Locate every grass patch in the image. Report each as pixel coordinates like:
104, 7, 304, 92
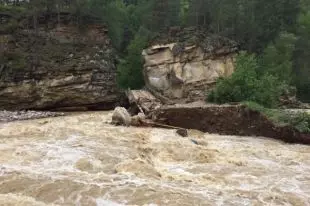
243, 101, 310, 133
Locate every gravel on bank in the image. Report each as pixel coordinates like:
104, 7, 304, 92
0, 110, 65, 123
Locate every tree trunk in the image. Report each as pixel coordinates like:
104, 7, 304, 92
33, 11, 39, 68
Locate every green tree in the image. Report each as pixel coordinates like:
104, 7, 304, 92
149, 0, 181, 31
294, 0, 310, 101
117, 28, 150, 89
260, 32, 297, 84
208, 52, 287, 108
104, 0, 128, 51
187, 0, 300, 52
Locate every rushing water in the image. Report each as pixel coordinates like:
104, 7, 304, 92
0, 112, 309, 206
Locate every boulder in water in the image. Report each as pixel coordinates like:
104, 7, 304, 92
176, 128, 188, 137
112, 107, 132, 126
131, 113, 147, 126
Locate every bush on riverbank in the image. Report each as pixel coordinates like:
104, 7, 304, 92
244, 101, 310, 133
208, 32, 296, 108
207, 52, 287, 108
208, 32, 310, 133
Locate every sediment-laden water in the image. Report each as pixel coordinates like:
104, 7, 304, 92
0, 112, 309, 206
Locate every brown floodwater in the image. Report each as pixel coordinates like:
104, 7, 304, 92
0, 112, 309, 206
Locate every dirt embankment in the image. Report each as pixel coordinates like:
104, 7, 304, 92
152, 104, 310, 145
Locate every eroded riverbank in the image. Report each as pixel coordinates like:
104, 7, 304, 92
0, 112, 310, 205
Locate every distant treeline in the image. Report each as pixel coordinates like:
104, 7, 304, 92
1, 0, 310, 102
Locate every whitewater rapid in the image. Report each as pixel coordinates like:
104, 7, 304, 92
0, 112, 309, 206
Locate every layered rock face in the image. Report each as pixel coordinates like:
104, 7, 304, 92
142, 28, 238, 103
0, 12, 119, 110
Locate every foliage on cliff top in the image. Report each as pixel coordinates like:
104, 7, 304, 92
208, 52, 287, 108
149, 27, 238, 53
117, 29, 149, 89
208, 32, 297, 108
0, 4, 26, 16
0, 5, 26, 32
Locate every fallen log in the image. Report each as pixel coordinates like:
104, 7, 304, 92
126, 89, 162, 115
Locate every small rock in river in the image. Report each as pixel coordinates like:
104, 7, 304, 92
176, 129, 188, 137
190, 139, 199, 145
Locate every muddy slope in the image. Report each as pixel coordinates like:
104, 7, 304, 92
153, 104, 310, 144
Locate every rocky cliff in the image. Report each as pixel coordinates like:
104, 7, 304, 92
0, 10, 119, 110
142, 28, 238, 103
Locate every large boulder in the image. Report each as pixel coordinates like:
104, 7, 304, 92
0, 12, 120, 110
112, 107, 132, 126
142, 27, 238, 103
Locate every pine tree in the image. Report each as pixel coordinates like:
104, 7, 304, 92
294, 0, 310, 101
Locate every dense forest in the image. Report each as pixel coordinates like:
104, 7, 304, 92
1, 0, 310, 105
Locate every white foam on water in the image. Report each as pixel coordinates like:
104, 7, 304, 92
95, 199, 158, 206
0, 112, 310, 206
0, 134, 90, 178
96, 199, 125, 206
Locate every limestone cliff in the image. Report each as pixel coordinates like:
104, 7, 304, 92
0, 11, 119, 110
142, 27, 238, 103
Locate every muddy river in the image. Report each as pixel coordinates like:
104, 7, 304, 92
0, 112, 309, 206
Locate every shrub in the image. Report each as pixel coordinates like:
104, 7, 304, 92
251, 74, 286, 107
208, 32, 297, 108
288, 112, 310, 133
259, 32, 297, 84
208, 52, 286, 108
117, 28, 149, 89
208, 52, 258, 103
244, 101, 310, 133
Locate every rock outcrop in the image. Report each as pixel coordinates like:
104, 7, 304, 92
126, 90, 161, 114
0, 11, 119, 110
142, 27, 238, 103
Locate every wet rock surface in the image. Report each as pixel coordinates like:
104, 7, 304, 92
111, 107, 132, 126
142, 27, 238, 103
176, 128, 188, 137
0, 110, 64, 122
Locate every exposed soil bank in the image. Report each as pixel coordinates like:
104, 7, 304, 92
152, 104, 310, 145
